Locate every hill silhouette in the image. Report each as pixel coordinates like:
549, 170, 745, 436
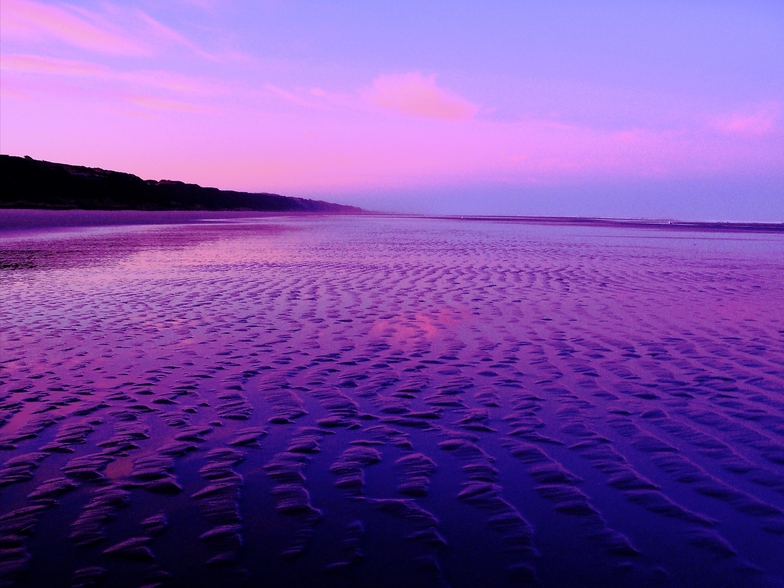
1, 155, 361, 213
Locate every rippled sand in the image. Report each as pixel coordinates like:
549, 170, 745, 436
1, 213, 783, 588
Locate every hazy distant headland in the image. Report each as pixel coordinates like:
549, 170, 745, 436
0, 154, 361, 213
423, 214, 784, 233
3, 155, 781, 234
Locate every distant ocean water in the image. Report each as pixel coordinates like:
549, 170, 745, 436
1, 212, 783, 588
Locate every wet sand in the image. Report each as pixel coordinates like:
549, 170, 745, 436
1, 213, 783, 588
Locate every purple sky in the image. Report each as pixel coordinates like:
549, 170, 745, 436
1, 1, 782, 220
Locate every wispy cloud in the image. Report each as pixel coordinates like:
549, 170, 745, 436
133, 9, 219, 62
1, 53, 107, 76
265, 83, 329, 110
1, 53, 217, 95
2, 0, 221, 62
125, 94, 203, 113
2, 0, 148, 55
170, 0, 220, 12
362, 72, 479, 120
712, 102, 780, 136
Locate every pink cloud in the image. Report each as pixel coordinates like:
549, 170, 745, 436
363, 72, 479, 120
0, 82, 30, 101
265, 83, 328, 110
2, 53, 221, 97
125, 94, 203, 113
1, 53, 107, 76
124, 70, 212, 94
712, 102, 780, 136
1, 0, 148, 55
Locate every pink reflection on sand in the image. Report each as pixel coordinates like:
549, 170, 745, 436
369, 314, 441, 346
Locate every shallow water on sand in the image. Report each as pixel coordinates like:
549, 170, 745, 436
1, 213, 783, 588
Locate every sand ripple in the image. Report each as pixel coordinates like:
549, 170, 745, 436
1, 215, 783, 587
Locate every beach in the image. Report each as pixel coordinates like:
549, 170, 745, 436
1, 212, 783, 587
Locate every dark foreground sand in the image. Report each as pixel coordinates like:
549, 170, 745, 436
1, 213, 783, 588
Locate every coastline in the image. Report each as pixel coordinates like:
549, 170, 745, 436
2, 208, 780, 235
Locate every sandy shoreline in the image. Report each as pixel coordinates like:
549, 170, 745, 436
1, 216, 783, 587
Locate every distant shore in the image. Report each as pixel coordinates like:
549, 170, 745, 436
402, 214, 784, 234
2, 209, 781, 237
0, 209, 332, 233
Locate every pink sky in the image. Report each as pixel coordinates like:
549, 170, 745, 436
1, 0, 782, 219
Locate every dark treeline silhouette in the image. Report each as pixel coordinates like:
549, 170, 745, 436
1, 154, 361, 213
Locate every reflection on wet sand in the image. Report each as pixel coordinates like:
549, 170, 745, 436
1, 214, 783, 588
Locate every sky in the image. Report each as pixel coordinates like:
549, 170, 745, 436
1, 0, 783, 220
